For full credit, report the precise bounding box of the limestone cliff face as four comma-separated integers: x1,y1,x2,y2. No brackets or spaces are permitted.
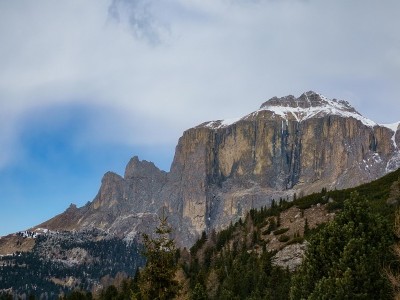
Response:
35,91,400,247
168,128,213,233
169,91,399,238
197,94,394,191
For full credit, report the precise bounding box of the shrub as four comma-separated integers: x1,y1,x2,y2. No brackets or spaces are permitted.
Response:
278,235,290,243
273,228,289,235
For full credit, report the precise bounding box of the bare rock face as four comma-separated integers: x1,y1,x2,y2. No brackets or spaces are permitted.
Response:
272,243,308,271
35,91,400,248
178,92,398,239
38,157,168,240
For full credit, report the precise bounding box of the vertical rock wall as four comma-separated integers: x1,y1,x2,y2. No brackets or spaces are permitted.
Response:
168,114,396,240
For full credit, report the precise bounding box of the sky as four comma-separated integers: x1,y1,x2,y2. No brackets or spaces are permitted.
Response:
1,0,400,236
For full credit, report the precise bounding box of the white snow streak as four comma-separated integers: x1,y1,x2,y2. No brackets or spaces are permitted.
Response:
381,122,400,150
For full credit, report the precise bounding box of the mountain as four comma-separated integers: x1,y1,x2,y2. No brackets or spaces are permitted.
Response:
16,91,400,247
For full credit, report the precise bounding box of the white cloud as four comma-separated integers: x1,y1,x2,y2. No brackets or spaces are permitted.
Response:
1,0,400,169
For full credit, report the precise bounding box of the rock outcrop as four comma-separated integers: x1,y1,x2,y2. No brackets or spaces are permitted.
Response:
272,243,308,272
35,91,400,247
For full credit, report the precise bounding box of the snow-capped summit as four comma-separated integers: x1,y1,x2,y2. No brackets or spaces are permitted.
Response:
260,91,354,111
257,91,376,126
200,91,377,129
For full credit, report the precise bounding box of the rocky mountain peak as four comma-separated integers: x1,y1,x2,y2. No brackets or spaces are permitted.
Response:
200,91,376,130
66,203,78,212
102,171,123,184
260,91,355,112
124,156,165,180
256,91,375,126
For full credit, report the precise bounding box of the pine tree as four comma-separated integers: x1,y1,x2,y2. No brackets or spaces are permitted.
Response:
303,217,310,236
276,212,281,227
139,210,180,300
191,283,208,300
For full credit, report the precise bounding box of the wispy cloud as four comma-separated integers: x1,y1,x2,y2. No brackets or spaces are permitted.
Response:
108,0,171,45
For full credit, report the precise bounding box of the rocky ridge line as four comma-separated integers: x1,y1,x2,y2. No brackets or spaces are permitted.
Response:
23,91,400,248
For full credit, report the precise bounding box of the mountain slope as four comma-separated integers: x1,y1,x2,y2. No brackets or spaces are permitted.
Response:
25,91,400,247
181,168,400,300
1,163,399,299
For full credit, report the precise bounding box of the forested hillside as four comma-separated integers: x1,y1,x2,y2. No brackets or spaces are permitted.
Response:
2,168,400,299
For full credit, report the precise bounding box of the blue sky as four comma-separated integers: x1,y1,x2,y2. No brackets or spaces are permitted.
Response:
1,0,400,236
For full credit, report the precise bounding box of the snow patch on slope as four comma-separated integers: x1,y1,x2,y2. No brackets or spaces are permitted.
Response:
203,117,242,129
381,122,400,172
386,152,400,173
381,122,400,132
381,122,400,150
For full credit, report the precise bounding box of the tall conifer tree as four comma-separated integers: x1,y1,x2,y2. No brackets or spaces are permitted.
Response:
139,210,180,300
